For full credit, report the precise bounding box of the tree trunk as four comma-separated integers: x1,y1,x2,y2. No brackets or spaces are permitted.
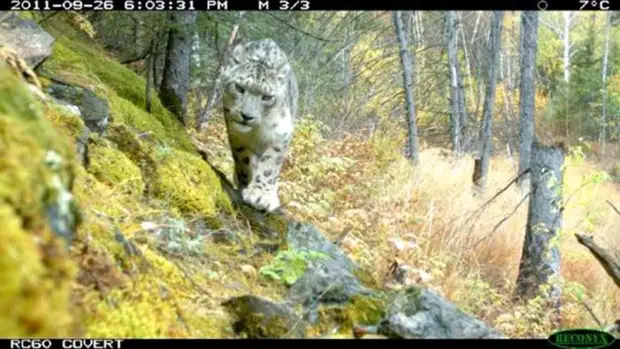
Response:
562,12,573,83
196,11,245,131
517,11,539,189
474,11,504,189
159,11,197,126
600,12,611,159
145,39,155,113
515,142,565,309
446,11,462,153
393,10,420,164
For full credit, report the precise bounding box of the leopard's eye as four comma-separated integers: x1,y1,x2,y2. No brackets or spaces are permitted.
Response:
262,94,274,102
234,83,245,93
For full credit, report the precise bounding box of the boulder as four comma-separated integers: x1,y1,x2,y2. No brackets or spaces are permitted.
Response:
287,258,372,323
47,83,110,135
285,221,373,322
286,221,357,273
375,287,505,339
221,295,307,338
0,12,55,68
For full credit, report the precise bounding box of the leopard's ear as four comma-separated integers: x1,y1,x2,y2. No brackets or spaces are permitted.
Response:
230,41,246,64
275,63,291,87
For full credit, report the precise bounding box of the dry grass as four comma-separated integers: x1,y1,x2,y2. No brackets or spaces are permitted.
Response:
194,112,619,338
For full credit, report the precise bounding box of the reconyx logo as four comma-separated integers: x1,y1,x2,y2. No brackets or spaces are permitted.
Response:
548,328,616,349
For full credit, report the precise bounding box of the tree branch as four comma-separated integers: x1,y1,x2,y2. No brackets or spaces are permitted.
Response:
574,233,620,289
607,200,620,217
266,12,336,43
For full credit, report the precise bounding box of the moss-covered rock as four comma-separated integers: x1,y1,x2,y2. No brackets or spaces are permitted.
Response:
155,149,233,226
0,62,78,337
47,82,110,134
222,295,307,338
41,33,195,152
88,137,145,197
312,292,390,336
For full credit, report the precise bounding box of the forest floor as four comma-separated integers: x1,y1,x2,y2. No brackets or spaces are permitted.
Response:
2,12,619,339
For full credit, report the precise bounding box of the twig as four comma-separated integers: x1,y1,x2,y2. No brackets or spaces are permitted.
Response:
333,226,353,247
464,168,530,235
463,168,530,235
120,45,152,65
575,233,620,289
472,191,530,249
579,298,603,327
284,283,334,338
37,11,60,24
607,200,620,217
170,258,213,297
266,13,336,43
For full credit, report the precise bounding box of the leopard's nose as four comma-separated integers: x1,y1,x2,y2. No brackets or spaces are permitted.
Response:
241,113,255,122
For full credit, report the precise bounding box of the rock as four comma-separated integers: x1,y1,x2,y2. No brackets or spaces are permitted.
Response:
0,12,55,68
287,258,373,323
376,287,505,339
221,295,306,338
42,150,81,246
287,221,356,273
284,221,374,322
75,123,90,167
47,83,110,135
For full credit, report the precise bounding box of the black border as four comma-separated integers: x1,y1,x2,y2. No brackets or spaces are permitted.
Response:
2,339,620,348
3,0,619,11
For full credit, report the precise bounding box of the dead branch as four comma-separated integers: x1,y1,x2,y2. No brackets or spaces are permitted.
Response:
574,233,620,289
461,168,530,234
579,298,603,327
607,200,620,218
471,191,530,249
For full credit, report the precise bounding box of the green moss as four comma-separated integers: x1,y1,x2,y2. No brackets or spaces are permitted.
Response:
346,293,388,326
78,249,228,338
312,293,390,336
44,102,87,139
353,267,382,290
259,250,329,286
0,64,78,337
155,149,233,226
401,286,423,315
105,123,162,196
42,36,195,152
88,138,145,197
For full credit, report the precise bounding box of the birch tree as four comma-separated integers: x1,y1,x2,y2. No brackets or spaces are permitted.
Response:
599,11,611,158
393,10,420,164
446,11,467,153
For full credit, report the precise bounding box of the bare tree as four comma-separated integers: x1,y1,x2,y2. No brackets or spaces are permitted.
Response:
517,11,539,189
515,142,565,314
599,11,611,158
446,11,467,153
540,12,577,142
473,11,504,189
159,11,197,125
393,10,420,164
540,12,577,83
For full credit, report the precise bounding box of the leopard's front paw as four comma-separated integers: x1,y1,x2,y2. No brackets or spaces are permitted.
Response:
241,185,280,212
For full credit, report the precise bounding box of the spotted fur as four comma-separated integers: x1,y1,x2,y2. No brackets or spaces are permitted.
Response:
220,39,298,212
